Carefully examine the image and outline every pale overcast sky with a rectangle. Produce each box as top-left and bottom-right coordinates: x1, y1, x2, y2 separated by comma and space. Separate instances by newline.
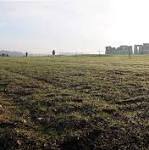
0, 0, 149, 54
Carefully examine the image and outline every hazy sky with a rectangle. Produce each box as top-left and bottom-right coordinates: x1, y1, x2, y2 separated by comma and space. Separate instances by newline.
0, 0, 149, 54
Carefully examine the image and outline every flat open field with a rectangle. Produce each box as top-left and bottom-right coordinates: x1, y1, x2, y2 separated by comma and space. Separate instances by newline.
0, 55, 148, 150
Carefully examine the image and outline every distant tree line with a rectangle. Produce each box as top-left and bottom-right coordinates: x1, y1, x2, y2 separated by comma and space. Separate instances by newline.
0, 53, 9, 57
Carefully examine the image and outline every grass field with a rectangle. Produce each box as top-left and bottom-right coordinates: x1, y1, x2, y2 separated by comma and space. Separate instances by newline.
0, 55, 149, 150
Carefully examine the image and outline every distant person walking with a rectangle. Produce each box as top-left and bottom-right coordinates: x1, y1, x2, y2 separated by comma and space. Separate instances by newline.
25, 52, 28, 57
52, 50, 55, 56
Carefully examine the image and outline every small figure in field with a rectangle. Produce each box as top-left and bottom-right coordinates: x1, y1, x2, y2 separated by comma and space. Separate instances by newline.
25, 52, 28, 57
52, 50, 55, 56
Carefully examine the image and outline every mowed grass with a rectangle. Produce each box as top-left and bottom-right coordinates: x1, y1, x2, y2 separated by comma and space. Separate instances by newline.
0, 55, 149, 150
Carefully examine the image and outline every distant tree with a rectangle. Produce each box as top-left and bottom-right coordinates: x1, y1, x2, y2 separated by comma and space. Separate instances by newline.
52, 50, 55, 56
25, 52, 28, 57
2, 53, 5, 57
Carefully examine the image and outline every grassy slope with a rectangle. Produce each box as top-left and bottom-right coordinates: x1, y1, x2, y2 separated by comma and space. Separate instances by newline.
0, 55, 149, 150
